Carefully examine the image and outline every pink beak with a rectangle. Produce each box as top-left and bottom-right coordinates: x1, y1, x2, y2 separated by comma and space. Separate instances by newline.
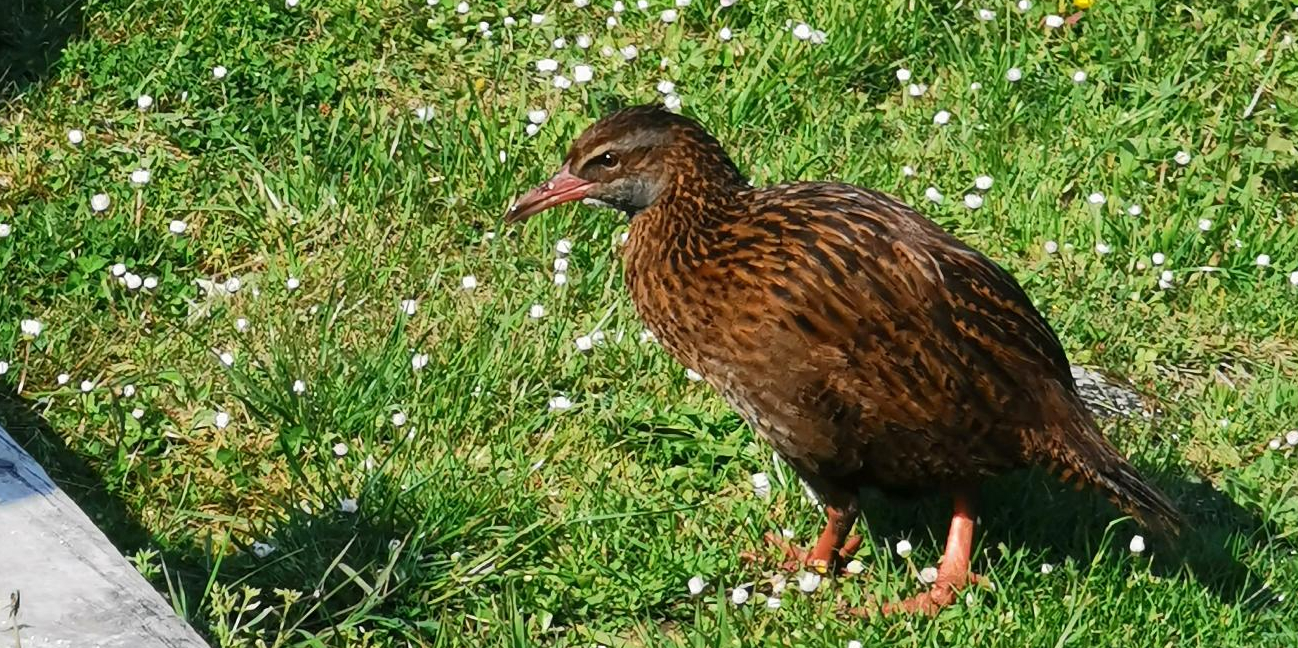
506, 164, 594, 223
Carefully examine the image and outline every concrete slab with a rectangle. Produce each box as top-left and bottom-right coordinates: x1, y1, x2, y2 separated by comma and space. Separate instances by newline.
0, 426, 208, 647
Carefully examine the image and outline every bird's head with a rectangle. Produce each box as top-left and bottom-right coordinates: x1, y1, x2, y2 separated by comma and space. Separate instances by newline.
506, 104, 746, 223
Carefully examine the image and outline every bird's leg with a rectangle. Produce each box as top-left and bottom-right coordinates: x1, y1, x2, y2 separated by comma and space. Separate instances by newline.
759, 505, 862, 574
877, 492, 984, 616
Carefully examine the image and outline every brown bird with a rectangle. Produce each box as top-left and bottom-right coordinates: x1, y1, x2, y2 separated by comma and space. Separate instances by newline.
506, 105, 1180, 615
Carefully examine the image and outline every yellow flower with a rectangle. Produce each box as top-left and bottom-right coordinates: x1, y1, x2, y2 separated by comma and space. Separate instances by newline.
1074, 0, 1092, 8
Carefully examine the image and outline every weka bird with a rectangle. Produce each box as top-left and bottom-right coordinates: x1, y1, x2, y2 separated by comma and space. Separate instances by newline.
507, 105, 1180, 615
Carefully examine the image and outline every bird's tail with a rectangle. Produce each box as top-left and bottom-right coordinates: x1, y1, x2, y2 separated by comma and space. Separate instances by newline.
1039, 391, 1182, 538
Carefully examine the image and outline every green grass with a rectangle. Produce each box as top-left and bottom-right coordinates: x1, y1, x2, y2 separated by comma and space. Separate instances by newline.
2, 0, 1298, 645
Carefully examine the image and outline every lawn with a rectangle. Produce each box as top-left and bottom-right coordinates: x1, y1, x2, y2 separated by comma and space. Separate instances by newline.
1, 0, 1297, 645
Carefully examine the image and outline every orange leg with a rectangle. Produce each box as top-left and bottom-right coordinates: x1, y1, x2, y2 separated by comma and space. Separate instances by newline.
881, 492, 982, 615
760, 505, 862, 574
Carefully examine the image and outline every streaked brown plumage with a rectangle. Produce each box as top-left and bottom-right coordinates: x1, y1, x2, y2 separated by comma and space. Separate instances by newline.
508, 105, 1180, 614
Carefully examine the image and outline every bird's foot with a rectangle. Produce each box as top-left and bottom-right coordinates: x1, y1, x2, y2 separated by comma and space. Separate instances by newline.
845, 571, 989, 617
756, 531, 863, 574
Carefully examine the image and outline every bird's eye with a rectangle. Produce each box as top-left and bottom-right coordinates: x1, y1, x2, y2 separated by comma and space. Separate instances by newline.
591, 151, 620, 168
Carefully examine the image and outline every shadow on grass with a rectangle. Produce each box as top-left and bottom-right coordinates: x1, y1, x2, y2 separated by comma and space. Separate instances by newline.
0, 0, 86, 100
0, 387, 478, 643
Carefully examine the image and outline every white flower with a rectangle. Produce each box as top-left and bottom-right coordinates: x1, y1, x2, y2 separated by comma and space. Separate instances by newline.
555, 238, 573, 255
553, 272, 568, 285
663, 94, 682, 111
845, 560, 865, 574
498, 150, 507, 163
1128, 534, 1146, 554
1152, 252, 1166, 266
143, 276, 158, 290
137, 94, 154, 111
20, 319, 43, 338
131, 407, 145, 419
969, 81, 982, 91
1006, 67, 1023, 82
57, 373, 70, 385
212, 65, 228, 79
91, 193, 111, 212
552, 75, 572, 89
907, 83, 927, 97
902, 165, 915, 177
1016, 0, 1032, 11
895, 539, 913, 558
339, 498, 358, 513
527, 109, 548, 125
214, 411, 231, 428
1041, 562, 1054, 574
924, 186, 943, 203
656, 79, 676, 94
730, 587, 750, 605
576, 34, 592, 48
80, 379, 95, 393
1044, 14, 1064, 28
391, 411, 408, 427
527, 303, 545, 319
68, 129, 84, 145
685, 368, 703, 381
750, 472, 771, 498
974, 175, 994, 190
848, 642, 863, 648
168, 219, 188, 234
0, 223, 9, 238
1044, 240, 1059, 254
1198, 218, 1212, 232
293, 379, 307, 394
1290, 271, 1298, 286
124, 273, 143, 290
612, 0, 624, 11
1095, 242, 1111, 255
411, 352, 429, 370
413, 106, 434, 122
455, 1, 468, 12
219, 351, 235, 366
109, 263, 126, 277
552, 37, 566, 49
572, 64, 593, 83
606, 16, 618, 27
530, 12, 544, 23
525, 123, 540, 137
1087, 192, 1106, 205
400, 299, 418, 316
503, 16, 516, 26
122, 384, 136, 398
1256, 254, 1271, 267
895, 68, 911, 83
797, 571, 821, 592
225, 277, 242, 292
1270, 438, 1282, 450
933, 110, 951, 125
919, 566, 938, 583
977, 8, 995, 21
676, 0, 690, 5
332, 441, 348, 456
719, 26, 732, 40
687, 575, 706, 595
575, 335, 594, 352
719, 0, 734, 6
461, 275, 477, 291
766, 597, 781, 610
548, 395, 573, 411
1127, 204, 1143, 216
1174, 150, 1192, 166
536, 58, 559, 74
792, 23, 812, 40
286, 276, 301, 290
619, 44, 639, 60
661, 8, 677, 22
1159, 270, 1175, 290
963, 194, 984, 210
251, 542, 276, 558
1286, 430, 1298, 446
1072, 70, 1087, 84
285, 0, 298, 7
